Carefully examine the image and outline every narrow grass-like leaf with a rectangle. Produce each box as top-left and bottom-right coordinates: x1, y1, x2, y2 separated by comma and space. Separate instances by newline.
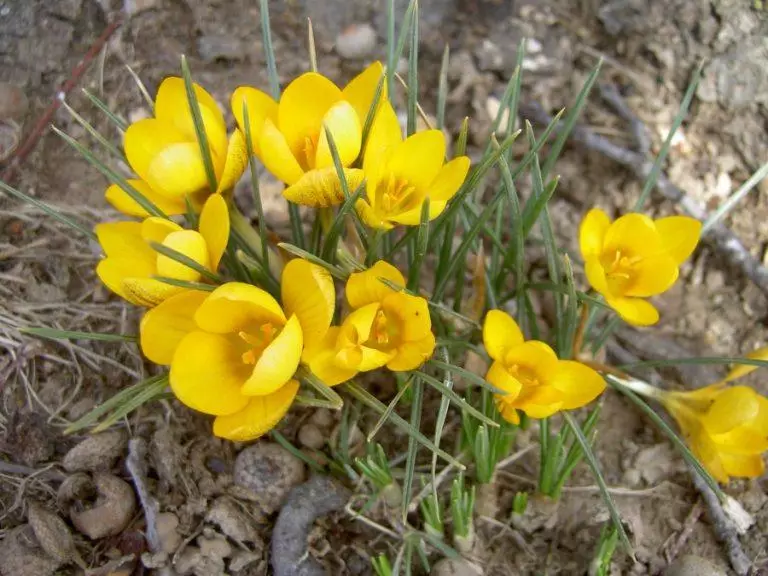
92, 376, 168, 432
271, 429, 324, 472
149, 241, 222, 283
301, 370, 344, 410
367, 376, 413, 442
506, 39, 526, 135
524, 282, 611, 311
343, 381, 465, 469
553, 402, 601, 497
391, 0, 417, 98
125, 64, 154, 111
60, 99, 125, 162
153, 276, 216, 292
427, 359, 504, 395
540, 60, 602, 180
563, 411, 634, 559
406, 0, 419, 136
385, 0, 397, 99
360, 73, 386, 153
436, 45, 450, 130
260, 0, 281, 99
608, 376, 725, 501
82, 88, 128, 131
560, 255, 580, 359
278, 242, 349, 280
402, 375, 423, 522
456, 117, 469, 156
180, 55, 218, 193
0, 179, 96, 241
416, 371, 498, 428
634, 63, 702, 211
241, 99, 270, 267
407, 199, 430, 291
521, 176, 560, 237
430, 348, 452, 498
235, 249, 281, 296
307, 17, 318, 72
492, 138, 524, 296
52, 126, 164, 218
321, 182, 367, 262
21, 327, 136, 343
703, 161, 768, 234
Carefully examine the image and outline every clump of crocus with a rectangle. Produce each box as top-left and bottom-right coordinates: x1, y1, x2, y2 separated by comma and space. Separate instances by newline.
355, 101, 470, 230
231, 62, 385, 208
108, 78, 247, 216
309, 261, 436, 385
482, 309, 605, 424
139, 259, 335, 441
579, 208, 701, 326
650, 346, 768, 482
96, 194, 229, 307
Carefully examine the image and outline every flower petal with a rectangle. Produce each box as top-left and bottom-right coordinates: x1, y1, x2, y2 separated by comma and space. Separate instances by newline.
355, 198, 391, 230
283, 167, 364, 208
517, 387, 564, 419
156, 230, 209, 281
625, 254, 679, 297
605, 296, 659, 326
584, 257, 610, 296
691, 428, 728, 483
483, 309, 524, 361
387, 332, 435, 371
147, 142, 210, 197
503, 341, 558, 377
95, 221, 155, 261
105, 180, 188, 217
486, 361, 522, 398
213, 379, 299, 441
216, 129, 248, 193
387, 130, 446, 193
654, 216, 702, 266
720, 452, 765, 479
382, 292, 432, 342
278, 72, 342, 159
579, 208, 611, 258
124, 119, 189, 184
387, 200, 447, 225
362, 100, 402, 178
340, 302, 379, 344
309, 327, 359, 386
710, 427, 768, 455
241, 314, 303, 395
199, 193, 229, 271
195, 282, 286, 334
259, 118, 305, 185
122, 277, 183, 307
701, 386, 760, 436
141, 217, 183, 245
231, 86, 278, 156
314, 101, 362, 169
549, 360, 606, 410
428, 156, 470, 202
495, 398, 521, 425
96, 257, 155, 304
342, 61, 387, 125
346, 260, 405, 308
170, 331, 251, 415
722, 345, 768, 383
281, 259, 336, 362
140, 290, 208, 365
603, 213, 665, 259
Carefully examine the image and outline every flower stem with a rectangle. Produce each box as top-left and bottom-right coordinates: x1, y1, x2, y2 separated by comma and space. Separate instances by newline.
228, 203, 283, 279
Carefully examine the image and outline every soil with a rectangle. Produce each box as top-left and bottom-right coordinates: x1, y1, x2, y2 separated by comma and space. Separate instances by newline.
1, 0, 767, 575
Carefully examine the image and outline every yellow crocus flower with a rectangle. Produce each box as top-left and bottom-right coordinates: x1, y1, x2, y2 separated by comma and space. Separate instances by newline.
355, 101, 470, 230
230, 62, 386, 208
96, 194, 229, 307
309, 261, 436, 385
655, 346, 768, 482
482, 309, 605, 424
139, 258, 336, 441
107, 77, 248, 217
579, 208, 701, 326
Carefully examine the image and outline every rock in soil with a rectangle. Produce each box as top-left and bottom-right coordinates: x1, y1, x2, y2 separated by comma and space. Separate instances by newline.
205, 497, 262, 546
27, 502, 83, 568
335, 23, 377, 60
67, 473, 136, 539
271, 474, 350, 576
234, 443, 306, 514
431, 557, 484, 576
156, 512, 182, 555
62, 430, 127, 472
664, 555, 727, 576
298, 423, 325, 450
0, 525, 61, 576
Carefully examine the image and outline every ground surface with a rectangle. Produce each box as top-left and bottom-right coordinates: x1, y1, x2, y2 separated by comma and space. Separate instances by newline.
0, 0, 767, 575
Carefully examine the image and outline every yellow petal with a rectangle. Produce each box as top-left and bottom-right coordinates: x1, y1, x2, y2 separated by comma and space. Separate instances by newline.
314, 101, 362, 169
625, 254, 679, 297
241, 314, 303, 395
654, 216, 702, 266
517, 387, 564, 419
156, 230, 209, 281
495, 397, 521, 425
387, 200, 447, 225
605, 296, 659, 326
710, 427, 768, 455
355, 198, 391, 230
486, 361, 522, 398
503, 341, 559, 378
259, 118, 305, 185
720, 452, 765, 479
584, 257, 610, 296
216, 130, 248, 193
95, 221, 155, 261
350, 345, 394, 372
96, 257, 155, 304
231, 86, 278, 156
309, 327, 358, 386
701, 386, 760, 435
722, 345, 768, 383
194, 282, 286, 334
342, 61, 387, 125
387, 130, 446, 193
346, 260, 405, 308
124, 119, 189, 184
281, 259, 336, 362
483, 309, 525, 361
283, 167, 365, 208
170, 331, 250, 415
105, 180, 188, 217
691, 428, 729, 483
428, 156, 470, 202
549, 360, 606, 410
278, 72, 342, 159
387, 332, 435, 371
579, 208, 611, 258
381, 292, 432, 341
199, 194, 229, 270
213, 379, 299, 441
340, 302, 379, 344
140, 290, 208, 365
154, 77, 227, 159
603, 213, 664, 259
141, 217, 183, 245
362, 100, 401, 178
147, 142, 210, 197
122, 277, 183, 307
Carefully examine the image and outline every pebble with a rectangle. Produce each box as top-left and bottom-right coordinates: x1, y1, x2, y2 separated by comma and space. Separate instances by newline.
234, 443, 306, 514
335, 23, 377, 60
664, 555, 726, 576
155, 512, 182, 555
0, 82, 28, 121
123, 0, 160, 15
205, 497, 261, 545
298, 423, 325, 450
197, 35, 245, 63
62, 430, 126, 472
68, 473, 136, 539
431, 557, 484, 576
0, 526, 60, 576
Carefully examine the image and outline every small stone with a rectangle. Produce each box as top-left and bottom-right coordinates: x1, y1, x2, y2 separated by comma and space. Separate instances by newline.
174, 546, 203, 575
0, 526, 60, 576
309, 409, 333, 429
430, 557, 484, 576
197, 534, 232, 561
230, 550, 262, 572
335, 23, 377, 60
0, 83, 28, 121
198, 35, 245, 63
475, 39, 505, 72
156, 512, 182, 555
123, 0, 160, 14
298, 423, 325, 450
68, 474, 136, 540
63, 430, 126, 472
664, 555, 726, 576
27, 502, 83, 568
234, 443, 306, 514
205, 497, 261, 545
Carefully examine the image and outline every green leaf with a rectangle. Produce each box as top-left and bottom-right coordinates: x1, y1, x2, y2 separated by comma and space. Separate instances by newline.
92, 376, 169, 433
60, 99, 126, 163
21, 327, 136, 343
427, 359, 504, 395
367, 376, 413, 442
149, 241, 223, 283
125, 64, 155, 111
436, 45, 450, 130
271, 429, 324, 472
321, 182, 367, 262
406, 0, 419, 136
521, 176, 560, 237
278, 242, 349, 280
390, 0, 418, 101
406, 199, 430, 291
401, 376, 423, 522
415, 371, 499, 429
82, 88, 128, 131
361, 72, 386, 152
153, 276, 217, 292
307, 18, 318, 72
180, 55, 218, 193
240, 99, 270, 268
703, 161, 768, 234
259, 0, 281, 100
300, 370, 344, 410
